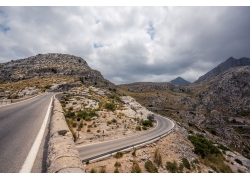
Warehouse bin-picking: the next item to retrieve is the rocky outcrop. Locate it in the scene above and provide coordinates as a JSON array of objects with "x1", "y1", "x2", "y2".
[
  {"x1": 47, "y1": 98, "x2": 84, "y2": 173},
  {"x1": 120, "y1": 96, "x2": 151, "y2": 120},
  {"x1": 0, "y1": 53, "x2": 113, "y2": 87},
  {"x1": 194, "y1": 66, "x2": 250, "y2": 116},
  {"x1": 194, "y1": 57, "x2": 250, "y2": 83}
]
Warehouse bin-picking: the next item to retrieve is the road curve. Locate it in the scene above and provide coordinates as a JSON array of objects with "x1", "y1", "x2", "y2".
[
  {"x1": 77, "y1": 114, "x2": 175, "y2": 162},
  {"x1": 0, "y1": 93, "x2": 54, "y2": 173}
]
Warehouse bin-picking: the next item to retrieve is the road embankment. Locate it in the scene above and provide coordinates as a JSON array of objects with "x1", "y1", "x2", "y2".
[{"x1": 46, "y1": 97, "x2": 85, "y2": 173}]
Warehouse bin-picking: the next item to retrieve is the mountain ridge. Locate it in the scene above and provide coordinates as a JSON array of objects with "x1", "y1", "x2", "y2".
[
  {"x1": 194, "y1": 57, "x2": 250, "y2": 83},
  {"x1": 170, "y1": 76, "x2": 191, "y2": 86}
]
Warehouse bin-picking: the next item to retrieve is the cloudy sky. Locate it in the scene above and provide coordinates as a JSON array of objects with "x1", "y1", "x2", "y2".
[{"x1": 0, "y1": 6, "x2": 250, "y2": 84}]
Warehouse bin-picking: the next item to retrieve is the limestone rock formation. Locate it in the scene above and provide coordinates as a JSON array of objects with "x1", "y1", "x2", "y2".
[
  {"x1": 194, "y1": 57, "x2": 250, "y2": 83},
  {"x1": 0, "y1": 53, "x2": 113, "y2": 87}
]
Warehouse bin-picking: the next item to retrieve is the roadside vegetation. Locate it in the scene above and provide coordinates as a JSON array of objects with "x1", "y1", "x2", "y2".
[
  {"x1": 145, "y1": 160, "x2": 158, "y2": 173},
  {"x1": 131, "y1": 159, "x2": 142, "y2": 173},
  {"x1": 188, "y1": 135, "x2": 232, "y2": 173}
]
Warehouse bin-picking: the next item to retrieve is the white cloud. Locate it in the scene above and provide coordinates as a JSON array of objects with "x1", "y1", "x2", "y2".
[{"x1": 0, "y1": 6, "x2": 250, "y2": 84}]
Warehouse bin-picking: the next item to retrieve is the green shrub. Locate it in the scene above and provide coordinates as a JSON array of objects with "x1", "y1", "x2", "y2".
[
  {"x1": 142, "y1": 120, "x2": 153, "y2": 127},
  {"x1": 73, "y1": 102, "x2": 77, "y2": 105},
  {"x1": 178, "y1": 163, "x2": 184, "y2": 172},
  {"x1": 145, "y1": 160, "x2": 158, "y2": 173},
  {"x1": 135, "y1": 126, "x2": 141, "y2": 131},
  {"x1": 182, "y1": 158, "x2": 190, "y2": 169},
  {"x1": 105, "y1": 102, "x2": 115, "y2": 111},
  {"x1": 114, "y1": 167, "x2": 119, "y2": 173},
  {"x1": 44, "y1": 84, "x2": 52, "y2": 89},
  {"x1": 189, "y1": 135, "x2": 232, "y2": 173},
  {"x1": 154, "y1": 148, "x2": 162, "y2": 166},
  {"x1": 131, "y1": 159, "x2": 141, "y2": 173},
  {"x1": 68, "y1": 107, "x2": 73, "y2": 111},
  {"x1": 188, "y1": 135, "x2": 220, "y2": 158},
  {"x1": 114, "y1": 161, "x2": 121, "y2": 167},
  {"x1": 79, "y1": 121, "x2": 83, "y2": 128},
  {"x1": 109, "y1": 94, "x2": 120, "y2": 101},
  {"x1": 142, "y1": 126, "x2": 147, "y2": 130},
  {"x1": 166, "y1": 161, "x2": 178, "y2": 173},
  {"x1": 99, "y1": 166, "x2": 106, "y2": 173},
  {"x1": 218, "y1": 144, "x2": 230, "y2": 151},
  {"x1": 65, "y1": 111, "x2": 75, "y2": 118},
  {"x1": 87, "y1": 129, "x2": 91, "y2": 132},
  {"x1": 77, "y1": 109, "x2": 98, "y2": 121},
  {"x1": 90, "y1": 168, "x2": 97, "y2": 173},
  {"x1": 72, "y1": 122, "x2": 77, "y2": 128},
  {"x1": 115, "y1": 152, "x2": 123, "y2": 158},
  {"x1": 112, "y1": 119, "x2": 117, "y2": 123},
  {"x1": 132, "y1": 148, "x2": 137, "y2": 156}
]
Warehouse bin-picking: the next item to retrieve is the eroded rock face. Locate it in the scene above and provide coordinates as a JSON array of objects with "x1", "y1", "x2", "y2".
[
  {"x1": 195, "y1": 66, "x2": 250, "y2": 116},
  {"x1": 0, "y1": 53, "x2": 113, "y2": 87}
]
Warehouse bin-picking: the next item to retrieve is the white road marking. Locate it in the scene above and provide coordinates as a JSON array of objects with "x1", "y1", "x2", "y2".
[{"x1": 19, "y1": 95, "x2": 53, "y2": 173}]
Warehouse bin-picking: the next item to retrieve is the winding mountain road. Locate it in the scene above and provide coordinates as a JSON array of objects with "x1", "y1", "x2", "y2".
[
  {"x1": 77, "y1": 114, "x2": 175, "y2": 162},
  {"x1": 0, "y1": 93, "x2": 54, "y2": 173}
]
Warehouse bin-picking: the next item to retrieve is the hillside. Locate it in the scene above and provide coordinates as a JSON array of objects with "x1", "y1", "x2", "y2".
[
  {"x1": 0, "y1": 53, "x2": 114, "y2": 99},
  {"x1": 194, "y1": 57, "x2": 250, "y2": 83},
  {"x1": 117, "y1": 82, "x2": 190, "y2": 94},
  {"x1": 171, "y1": 77, "x2": 191, "y2": 86},
  {"x1": 117, "y1": 66, "x2": 250, "y2": 161}
]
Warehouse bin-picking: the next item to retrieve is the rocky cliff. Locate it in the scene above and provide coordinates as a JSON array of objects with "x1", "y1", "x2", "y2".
[
  {"x1": 0, "y1": 53, "x2": 113, "y2": 87},
  {"x1": 194, "y1": 66, "x2": 250, "y2": 116},
  {"x1": 194, "y1": 57, "x2": 250, "y2": 83}
]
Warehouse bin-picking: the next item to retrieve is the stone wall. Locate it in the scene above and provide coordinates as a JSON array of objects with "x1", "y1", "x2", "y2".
[{"x1": 46, "y1": 97, "x2": 85, "y2": 173}]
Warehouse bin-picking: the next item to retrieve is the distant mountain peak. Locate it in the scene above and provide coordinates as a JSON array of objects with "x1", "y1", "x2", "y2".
[
  {"x1": 194, "y1": 57, "x2": 250, "y2": 83},
  {"x1": 170, "y1": 76, "x2": 191, "y2": 86}
]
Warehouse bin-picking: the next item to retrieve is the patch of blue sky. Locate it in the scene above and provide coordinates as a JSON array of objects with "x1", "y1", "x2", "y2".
[
  {"x1": 0, "y1": 24, "x2": 10, "y2": 33},
  {"x1": 147, "y1": 21, "x2": 155, "y2": 40},
  {"x1": 93, "y1": 43, "x2": 103, "y2": 48}
]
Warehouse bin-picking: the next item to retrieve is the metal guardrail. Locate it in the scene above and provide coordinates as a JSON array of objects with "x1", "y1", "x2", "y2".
[{"x1": 81, "y1": 113, "x2": 176, "y2": 163}]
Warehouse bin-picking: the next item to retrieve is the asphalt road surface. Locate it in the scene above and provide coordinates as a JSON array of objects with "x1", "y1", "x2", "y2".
[
  {"x1": 0, "y1": 93, "x2": 54, "y2": 173},
  {"x1": 77, "y1": 114, "x2": 175, "y2": 162}
]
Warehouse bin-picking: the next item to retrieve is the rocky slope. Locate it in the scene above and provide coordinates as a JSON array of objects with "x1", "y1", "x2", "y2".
[
  {"x1": 194, "y1": 57, "x2": 250, "y2": 83},
  {"x1": 0, "y1": 53, "x2": 113, "y2": 87},
  {"x1": 118, "y1": 65, "x2": 250, "y2": 161},
  {"x1": 117, "y1": 82, "x2": 190, "y2": 93},
  {"x1": 171, "y1": 77, "x2": 191, "y2": 86}
]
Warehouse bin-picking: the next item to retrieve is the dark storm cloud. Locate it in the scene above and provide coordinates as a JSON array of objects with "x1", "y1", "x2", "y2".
[{"x1": 0, "y1": 6, "x2": 250, "y2": 84}]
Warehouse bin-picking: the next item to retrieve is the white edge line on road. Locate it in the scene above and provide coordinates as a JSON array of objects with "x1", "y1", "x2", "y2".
[{"x1": 19, "y1": 95, "x2": 53, "y2": 173}]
